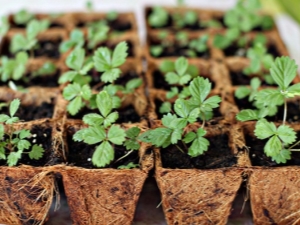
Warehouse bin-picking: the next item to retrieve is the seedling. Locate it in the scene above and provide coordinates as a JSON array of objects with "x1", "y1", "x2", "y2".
[
  {"x1": 10, "y1": 19, "x2": 50, "y2": 56},
  {"x1": 0, "y1": 51, "x2": 28, "y2": 82},
  {"x1": 200, "y1": 19, "x2": 222, "y2": 29},
  {"x1": 87, "y1": 22, "x2": 109, "y2": 49},
  {"x1": 148, "y1": 6, "x2": 169, "y2": 28},
  {"x1": 106, "y1": 11, "x2": 118, "y2": 21},
  {"x1": 31, "y1": 62, "x2": 56, "y2": 78},
  {"x1": 187, "y1": 35, "x2": 208, "y2": 57},
  {"x1": 237, "y1": 56, "x2": 300, "y2": 163},
  {"x1": 235, "y1": 77, "x2": 261, "y2": 103},
  {"x1": 172, "y1": 10, "x2": 198, "y2": 29},
  {"x1": 73, "y1": 91, "x2": 141, "y2": 167},
  {"x1": 59, "y1": 29, "x2": 85, "y2": 53},
  {"x1": 14, "y1": 9, "x2": 34, "y2": 25},
  {"x1": 139, "y1": 76, "x2": 221, "y2": 157},
  {"x1": 0, "y1": 99, "x2": 44, "y2": 166},
  {"x1": 150, "y1": 31, "x2": 170, "y2": 57},
  {"x1": 85, "y1": 0, "x2": 94, "y2": 11}
]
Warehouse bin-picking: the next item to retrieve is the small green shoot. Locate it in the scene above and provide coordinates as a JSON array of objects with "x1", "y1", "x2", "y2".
[
  {"x1": 148, "y1": 7, "x2": 168, "y2": 28},
  {"x1": 106, "y1": 11, "x2": 118, "y2": 21},
  {"x1": 87, "y1": 22, "x2": 109, "y2": 49},
  {"x1": 237, "y1": 56, "x2": 300, "y2": 163},
  {"x1": 14, "y1": 9, "x2": 34, "y2": 25},
  {"x1": 59, "y1": 29, "x2": 85, "y2": 53},
  {"x1": 0, "y1": 16, "x2": 9, "y2": 36},
  {"x1": 0, "y1": 99, "x2": 45, "y2": 166},
  {"x1": 187, "y1": 35, "x2": 208, "y2": 57}
]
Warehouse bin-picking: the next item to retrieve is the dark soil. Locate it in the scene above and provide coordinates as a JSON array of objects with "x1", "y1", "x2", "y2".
[
  {"x1": 230, "y1": 71, "x2": 252, "y2": 86},
  {"x1": 68, "y1": 105, "x2": 141, "y2": 123},
  {"x1": 0, "y1": 102, "x2": 54, "y2": 121},
  {"x1": 161, "y1": 134, "x2": 237, "y2": 169},
  {"x1": 267, "y1": 100, "x2": 300, "y2": 123},
  {"x1": 246, "y1": 133, "x2": 300, "y2": 166},
  {"x1": 66, "y1": 125, "x2": 139, "y2": 168},
  {"x1": 0, "y1": 71, "x2": 60, "y2": 88},
  {"x1": 34, "y1": 40, "x2": 61, "y2": 59},
  {"x1": 234, "y1": 97, "x2": 256, "y2": 111},
  {"x1": 0, "y1": 125, "x2": 53, "y2": 166}
]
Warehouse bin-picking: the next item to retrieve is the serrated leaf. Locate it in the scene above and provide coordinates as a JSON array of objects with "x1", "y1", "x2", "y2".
[
  {"x1": 188, "y1": 136, "x2": 209, "y2": 157},
  {"x1": 83, "y1": 113, "x2": 104, "y2": 125},
  {"x1": 7, "y1": 151, "x2": 22, "y2": 166},
  {"x1": 96, "y1": 91, "x2": 113, "y2": 117},
  {"x1": 138, "y1": 128, "x2": 172, "y2": 147},
  {"x1": 189, "y1": 77, "x2": 211, "y2": 103},
  {"x1": 270, "y1": 56, "x2": 298, "y2": 90},
  {"x1": 236, "y1": 109, "x2": 259, "y2": 121},
  {"x1": 202, "y1": 96, "x2": 221, "y2": 110},
  {"x1": 66, "y1": 48, "x2": 85, "y2": 71},
  {"x1": 175, "y1": 57, "x2": 188, "y2": 76},
  {"x1": 101, "y1": 68, "x2": 121, "y2": 83},
  {"x1": 0, "y1": 124, "x2": 4, "y2": 139},
  {"x1": 160, "y1": 60, "x2": 174, "y2": 73},
  {"x1": 93, "y1": 47, "x2": 112, "y2": 72},
  {"x1": 170, "y1": 129, "x2": 182, "y2": 144},
  {"x1": 0, "y1": 146, "x2": 6, "y2": 160},
  {"x1": 5, "y1": 117, "x2": 19, "y2": 124},
  {"x1": 83, "y1": 126, "x2": 106, "y2": 145},
  {"x1": 235, "y1": 87, "x2": 251, "y2": 99},
  {"x1": 255, "y1": 119, "x2": 276, "y2": 139},
  {"x1": 125, "y1": 78, "x2": 142, "y2": 92},
  {"x1": 166, "y1": 87, "x2": 178, "y2": 99},
  {"x1": 162, "y1": 113, "x2": 177, "y2": 127},
  {"x1": 183, "y1": 131, "x2": 196, "y2": 143},
  {"x1": 264, "y1": 135, "x2": 281, "y2": 157},
  {"x1": 255, "y1": 89, "x2": 284, "y2": 106},
  {"x1": 81, "y1": 84, "x2": 92, "y2": 100},
  {"x1": 67, "y1": 96, "x2": 82, "y2": 116},
  {"x1": 126, "y1": 127, "x2": 141, "y2": 139},
  {"x1": 272, "y1": 149, "x2": 291, "y2": 164},
  {"x1": 73, "y1": 129, "x2": 86, "y2": 142},
  {"x1": 19, "y1": 129, "x2": 31, "y2": 139},
  {"x1": 17, "y1": 139, "x2": 31, "y2": 151},
  {"x1": 103, "y1": 112, "x2": 118, "y2": 128},
  {"x1": 159, "y1": 102, "x2": 171, "y2": 114},
  {"x1": 165, "y1": 72, "x2": 179, "y2": 85},
  {"x1": 124, "y1": 139, "x2": 140, "y2": 151},
  {"x1": 179, "y1": 75, "x2": 191, "y2": 85},
  {"x1": 29, "y1": 144, "x2": 44, "y2": 160},
  {"x1": 277, "y1": 125, "x2": 296, "y2": 145},
  {"x1": 112, "y1": 41, "x2": 128, "y2": 67},
  {"x1": 118, "y1": 162, "x2": 139, "y2": 169},
  {"x1": 63, "y1": 83, "x2": 81, "y2": 100},
  {"x1": 174, "y1": 98, "x2": 190, "y2": 118},
  {"x1": 108, "y1": 124, "x2": 126, "y2": 145},
  {"x1": 58, "y1": 71, "x2": 78, "y2": 84},
  {"x1": 0, "y1": 114, "x2": 10, "y2": 123},
  {"x1": 9, "y1": 99, "x2": 20, "y2": 117},
  {"x1": 92, "y1": 141, "x2": 114, "y2": 167},
  {"x1": 287, "y1": 83, "x2": 300, "y2": 97}
]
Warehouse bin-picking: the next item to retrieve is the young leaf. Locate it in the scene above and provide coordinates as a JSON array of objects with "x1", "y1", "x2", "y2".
[
  {"x1": 92, "y1": 140, "x2": 114, "y2": 167},
  {"x1": 96, "y1": 91, "x2": 113, "y2": 117},
  {"x1": 236, "y1": 109, "x2": 259, "y2": 121},
  {"x1": 9, "y1": 99, "x2": 20, "y2": 117},
  {"x1": 107, "y1": 124, "x2": 126, "y2": 145},
  {"x1": 118, "y1": 162, "x2": 139, "y2": 169},
  {"x1": 83, "y1": 126, "x2": 106, "y2": 145},
  {"x1": 83, "y1": 113, "x2": 104, "y2": 126},
  {"x1": 29, "y1": 144, "x2": 44, "y2": 160},
  {"x1": 126, "y1": 127, "x2": 141, "y2": 139},
  {"x1": 271, "y1": 150, "x2": 291, "y2": 164},
  {"x1": 7, "y1": 151, "x2": 22, "y2": 166},
  {"x1": 189, "y1": 77, "x2": 211, "y2": 103},
  {"x1": 112, "y1": 41, "x2": 128, "y2": 67},
  {"x1": 254, "y1": 119, "x2": 276, "y2": 139},
  {"x1": 175, "y1": 57, "x2": 188, "y2": 76},
  {"x1": 188, "y1": 128, "x2": 209, "y2": 157},
  {"x1": 148, "y1": 7, "x2": 168, "y2": 28},
  {"x1": 277, "y1": 125, "x2": 296, "y2": 145}
]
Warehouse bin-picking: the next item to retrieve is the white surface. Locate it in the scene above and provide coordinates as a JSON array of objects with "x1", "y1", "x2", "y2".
[{"x1": 0, "y1": 0, "x2": 299, "y2": 67}]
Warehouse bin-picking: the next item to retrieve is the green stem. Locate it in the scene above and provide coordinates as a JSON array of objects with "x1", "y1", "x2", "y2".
[
  {"x1": 114, "y1": 150, "x2": 133, "y2": 163},
  {"x1": 175, "y1": 144, "x2": 185, "y2": 154},
  {"x1": 283, "y1": 98, "x2": 287, "y2": 125},
  {"x1": 289, "y1": 149, "x2": 300, "y2": 152},
  {"x1": 201, "y1": 112, "x2": 206, "y2": 129},
  {"x1": 288, "y1": 140, "x2": 300, "y2": 150}
]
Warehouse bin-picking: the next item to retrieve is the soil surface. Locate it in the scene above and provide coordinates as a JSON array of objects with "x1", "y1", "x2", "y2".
[
  {"x1": 0, "y1": 102, "x2": 54, "y2": 121},
  {"x1": 66, "y1": 125, "x2": 139, "y2": 168},
  {"x1": 76, "y1": 19, "x2": 132, "y2": 31},
  {"x1": 234, "y1": 97, "x2": 256, "y2": 111},
  {"x1": 0, "y1": 125, "x2": 53, "y2": 166},
  {"x1": 246, "y1": 133, "x2": 300, "y2": 166},
  {"x1": 267, "y1": 100, "x2": 300, "y2": 123},
  {"x1": 161, "y1": 134, "x2": 237, "y2": 169}
]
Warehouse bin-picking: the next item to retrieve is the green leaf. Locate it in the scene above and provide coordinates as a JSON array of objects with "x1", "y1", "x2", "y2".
[
  {"x1": 9, "y1": 99, "x2": 20, "y2": 117},
  {"x1": 202, "y1": 96, "x2": 221, "y2": 110},
  {"x1": 66, "y1": 48, "x2": 85, "y2": 71},
  {"x1": 159, "y1": 102, "x2": 172, "y2": 114},
  {"x1": 67, "y1": 96, "x2": 82, "y2": 116},
  {"x1": 93, "y1": 47, "x2": 112, "y2": 72},
  {"x1": 125, "y1": 78, "x2": 142, "y2": 92},
  {"x1": 236, "y1": 109, "x2": 259, "y2": 121},
  {"x1": 272, "y1": 149, "x2": 291, "y2": 164},
  {"x1": 108, "y1": 125, "x2": 126, "y2": 145},
  {"x1": 81, "y1": 84, "x2": 92, "y2": 100},
  {"x1": 165, "y1": 72, "x2": 179, "y2": 85},
  {"x1": 83, "y1": 113, "x2": 104, "y2": 126},
  {"x1": 111, "y1": 41, "x2": 128, "y2": 67},
  {"x1": 189, "y1": 77, "x2": 211, "y2": 103},
  {"x1": 7, "y1": 151, "x2": 22, "y2": 166},
  {"x1": 14, "y1": 9, "x2": 33, "y2": 25},
  {"x1": 287, "y1": 83, "x2": 300, "y2": 97},
  {"x1": 126, "y1": 127, "x2": 141, "y2": 139},
  {"x1": 277, "y1": 125, "x2": 296, "y2": 145},
  {"x1": 58, "y1": 71, "x2": 78, "y2": 84},
  {"x1": 160, "y1": 60, "x2": 174, "y2": 73},
  {"x1": 175, "y1": 57, "x2": 188, "y2": 76},
  {"x1": 73, "y1": 129, "x2": 86, "y2": 142},
  {"x1": 83, "y1": 126, "x2": 106, "y2": 145},
  {"x1": 235, "y1": 87, "x2": 251, "y2": 99},
  {"x1": 0, "y1": 114, "x2": 10, "y2": 123},
  {"x1": 166, "y1": 87, "x2": 178, "y2": 99},
  {"x1": 5, "y1": 117, "x2": 19, "y2": 124},
  {"x1": 103, "y1": 111, "x2": 118, "y2": 128},
  {"x1": 170, "y1": 129, "x2": 182, "y2": 144},
  {"x1": 150, "y1": 46, "x2": 163, "y2": 57},
  {"x1": 101, "y1": 68, "x2": 121, "y2": 83},
  {"x1": 174, "y1": 98, "x2": 190, "y2": 118},
  {"x1": 0, "y1": 124, "x2": 4, "y2": 139},
  {"x1": 63, "y1": 83, "x2": 81, "y2": 101},
  {"x1": 29, "y1": 144, "x2": 44, "y2": 160},
  {"x1": 17, "y1": 139, "x2": 31, "y2": 151},
  {"x1": 96, "y1": 91, "x2": 113, "y2": 117},
  {"x1": 138, "y1": 128, "x2": 172, "y2": 147},
  {"x1": 183, "y1": 131, "x2": 196, "y2": 143},
  {"x1": 264, "y1": 135, "x2": 281, "y2": 157},
  {"x1": 255, "y1": 89, "x2": 284, "y2": 107},
  {"x1": 0, "y1": 146, "x2": 6, "y2": 160},
  {"x1": 92, "y1": 141, "x2": 114, "y2": 167},
  {"x1": 124, "y1": 139, "x2": 140, "y2": 151},
  {"x1": 19, "y1": 129, "x2": 31, "y2": 139},
  {"x1": 255, "y1": 119, "x2": 276, "y2": 139},
  {"x1": 270, "y1": 56, "x2": 298, "y2": 90},
  {"x1": 188, "y1": 135, "x2": 209, "y2": 157}
]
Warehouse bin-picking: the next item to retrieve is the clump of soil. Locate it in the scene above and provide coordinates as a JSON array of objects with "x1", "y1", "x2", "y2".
[
  {"x1": 0, "y1": 102, "x2": 54, "y2": 121},
  {"x1": 66, "y1": 125, "x2": 139, "y2": 168},
  {"x1": 267, "y1": 100, "x2": 300, "y2": 123},
  {"x1": 161, "y1": 134, "x2": 237, "y2": 169},
  {"x1": 76, "y1": 19, "x2": 132, "y2": 31},
  {"x1": 0, "y1": 125, "x2": 53, "y2": 166},
  {"x1": 245, "y1": 133, "x2": 300, "y2": 166}
]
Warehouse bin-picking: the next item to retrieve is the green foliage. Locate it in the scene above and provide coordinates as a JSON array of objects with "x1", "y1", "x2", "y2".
[
  {"x1": 188, "y1": 35, "x2": 208, "y2": 56},
  {"x1": 118, "y1": 162, "x2": 139, "y2": 169},
  {"x1": 236, "y1": 56, "x2": 300, "y2": 164},
  {"x1": 148, "y1": 7, "x2": 169, "y2": 28},
  {"x1": 165, "y1": 57, "x2": 191, "y2": 85},
  {"x1": 85, "y1": 0, "x2": 93, "y2": 11},
  {"x1": 10, "y1": 19, "x2": 50, "y2": 54},
  {"x1": 14, "y1": 9, "x2": 34, "y2": 25},
  {"x1": 87, "y1": 22, "x2": 109, "y2": 49},
  {"x1": 150, "y1": 45, "x2": 163, "y2": 57},
  {"x1": 172, "y1": 10, "x2": 198, "y2": 29},
  {"x1": 0, "y1": 99, "x2": 45, "y2": 166},
  {"x1": 235, "y1": 77, "x2": 260, "y2": 102},
  {"x1": 0, "y1": 51, "x2": 28, "y2": 82},
  {"x1": 183, "y1": 128, "x2": 209, "y2": 157},
  {"x1": 31, "y1": 62, "x2": 56, "y2": 78},
  {"x1": 59, "y1": 29, "x2": 85, "y2": 53},
  {"x1": 106, "y1": 11, "x2": 118, "y2": 21},
  {"x1": 73, "y1": 91, "x2": 141, "y2": 167},
  {"x1": 213, "y1": 28, "x2": 240, "y2": 50},
  {"x1": 200, "y1": 19, "x2": 222, "y2": 28},
  {"x1": 0, "y1": 16, "x2": 9, "y2": 36},
  {"x1": 93, "y1": 41, "x2": 128, "y2": 83}
]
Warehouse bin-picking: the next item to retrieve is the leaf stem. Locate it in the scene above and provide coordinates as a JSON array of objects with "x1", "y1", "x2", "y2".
[
  {"x1": 289, "y1": 149, "x2": 300, "y2": 152},
  {"x1": 288, "y1": 140, "x2": 300, "y2": 150},
  {"x1": 114, "y1": 150, "x2": 133, "y2": 163},
  {"x1": 175, "y1": 144, "x2": 185, "y2": 154},
  {"x1": 201, "y1": 112, "x2": 206, "y2": 129},
  {"x1": 283, "y1": 98, "x2": 287, "y2": 125}
]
